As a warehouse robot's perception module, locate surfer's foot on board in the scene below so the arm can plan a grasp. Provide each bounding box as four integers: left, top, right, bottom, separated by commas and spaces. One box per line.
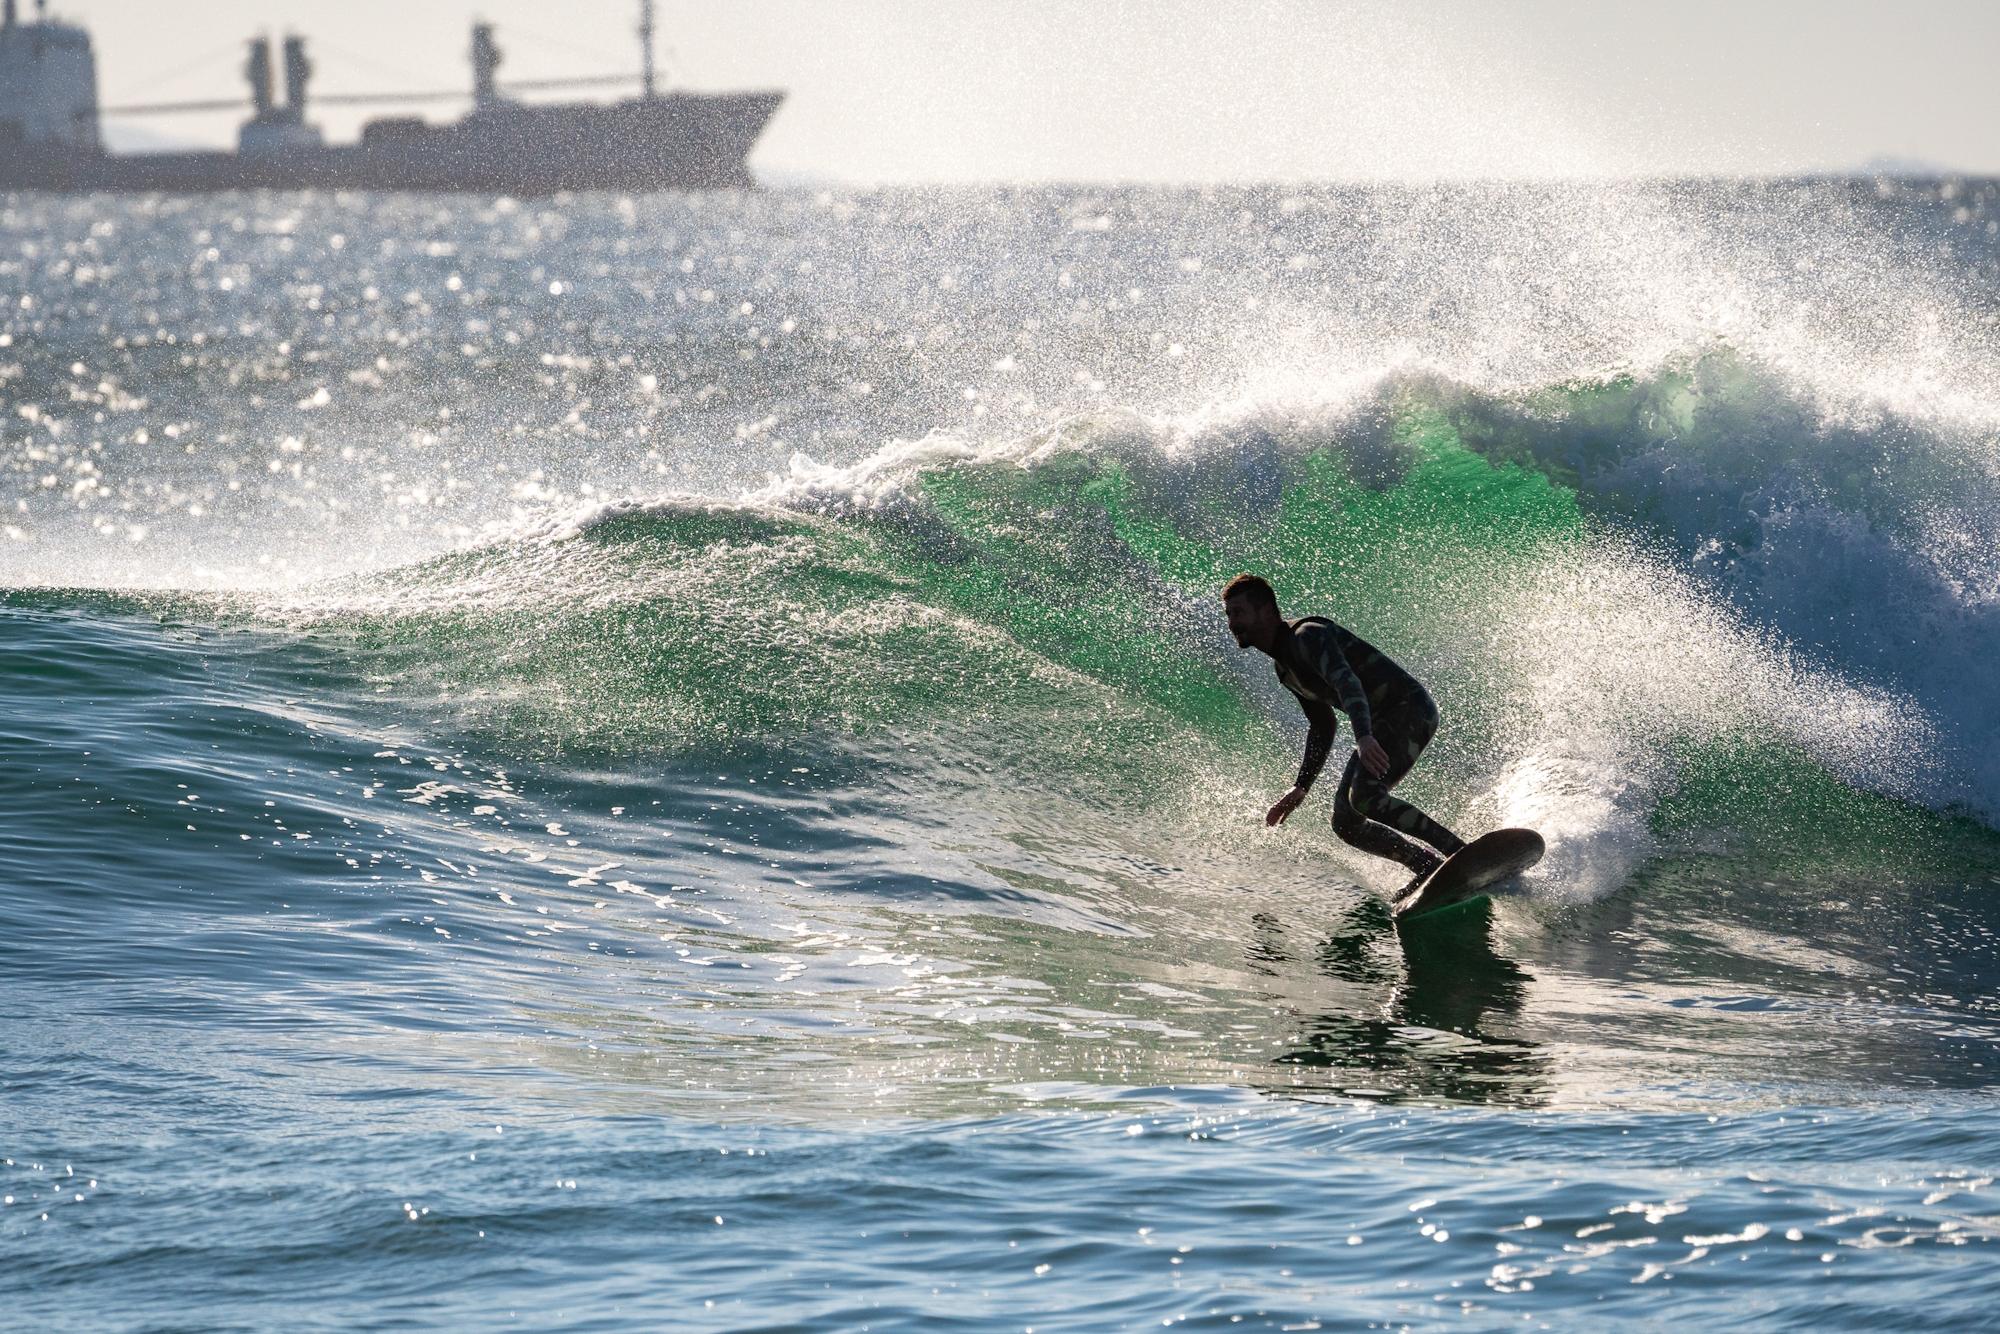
1396, 850, 1446, 900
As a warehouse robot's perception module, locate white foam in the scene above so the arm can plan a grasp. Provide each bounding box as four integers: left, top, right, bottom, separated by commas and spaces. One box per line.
1462, 532, 1941, 896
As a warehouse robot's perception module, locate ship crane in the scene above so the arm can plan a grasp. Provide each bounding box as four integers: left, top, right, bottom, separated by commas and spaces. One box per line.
236, 34, 321, 155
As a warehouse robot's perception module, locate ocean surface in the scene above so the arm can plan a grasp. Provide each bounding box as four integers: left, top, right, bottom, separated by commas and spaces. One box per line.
5, 179, 2000, 1329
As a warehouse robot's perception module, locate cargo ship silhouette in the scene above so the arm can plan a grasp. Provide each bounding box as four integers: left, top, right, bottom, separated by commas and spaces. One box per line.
0, 0, 783, 192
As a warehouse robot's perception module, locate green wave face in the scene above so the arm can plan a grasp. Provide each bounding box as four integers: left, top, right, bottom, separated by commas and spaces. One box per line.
270, 400, 1572, 777
241, 389, 1992, 877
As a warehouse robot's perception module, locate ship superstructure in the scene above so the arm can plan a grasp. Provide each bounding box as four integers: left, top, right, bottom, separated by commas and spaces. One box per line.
0, 0, 783, 193
0, 0, 100, 151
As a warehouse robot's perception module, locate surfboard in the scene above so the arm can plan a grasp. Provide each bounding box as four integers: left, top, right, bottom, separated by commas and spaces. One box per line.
1392, 827, 1545, 923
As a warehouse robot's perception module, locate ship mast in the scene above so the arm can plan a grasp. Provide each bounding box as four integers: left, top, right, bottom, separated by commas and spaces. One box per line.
470, 21, 502, 109
281, 33, 311, 118
245, 36, 274, 117
638, 0, 656, 99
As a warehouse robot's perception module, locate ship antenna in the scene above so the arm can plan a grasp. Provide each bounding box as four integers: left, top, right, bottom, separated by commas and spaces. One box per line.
639, 0, 656, 99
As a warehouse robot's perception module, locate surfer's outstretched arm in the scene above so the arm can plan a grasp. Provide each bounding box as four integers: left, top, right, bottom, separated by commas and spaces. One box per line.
1267, 699, 1336, 826
1295, 698, 1336, 790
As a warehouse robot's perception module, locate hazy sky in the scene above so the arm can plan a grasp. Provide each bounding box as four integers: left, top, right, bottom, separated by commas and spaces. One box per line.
51, 0, 2000, 181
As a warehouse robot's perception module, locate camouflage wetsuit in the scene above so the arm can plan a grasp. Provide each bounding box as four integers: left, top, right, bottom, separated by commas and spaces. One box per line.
1274, 616, 1464, 876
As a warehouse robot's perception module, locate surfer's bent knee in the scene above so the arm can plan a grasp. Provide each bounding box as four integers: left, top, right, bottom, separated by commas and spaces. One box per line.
1330, 791, 1369, 837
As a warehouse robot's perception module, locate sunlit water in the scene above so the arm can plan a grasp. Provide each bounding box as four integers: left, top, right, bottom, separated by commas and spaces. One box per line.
5, 181, 2000, 1328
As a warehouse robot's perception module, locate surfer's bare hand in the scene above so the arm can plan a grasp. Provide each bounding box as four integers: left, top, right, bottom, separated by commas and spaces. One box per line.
1356, 735, 1391, 779
1265, 786, 1308, 826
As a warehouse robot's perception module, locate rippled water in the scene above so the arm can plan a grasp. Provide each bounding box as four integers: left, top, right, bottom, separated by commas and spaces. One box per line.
4, 180, 2000, 1328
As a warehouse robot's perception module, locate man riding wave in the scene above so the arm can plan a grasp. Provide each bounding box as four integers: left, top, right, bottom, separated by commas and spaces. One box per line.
1222, 573, 1465, 887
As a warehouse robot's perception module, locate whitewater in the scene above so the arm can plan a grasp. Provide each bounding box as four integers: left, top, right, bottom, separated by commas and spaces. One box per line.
5, 180, 2000, 1328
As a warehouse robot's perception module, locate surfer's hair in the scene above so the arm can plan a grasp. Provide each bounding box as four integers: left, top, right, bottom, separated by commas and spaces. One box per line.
1221, 573, 1278, 610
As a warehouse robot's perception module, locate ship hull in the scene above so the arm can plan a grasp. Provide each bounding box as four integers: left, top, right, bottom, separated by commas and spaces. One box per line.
0, 91, 784, 193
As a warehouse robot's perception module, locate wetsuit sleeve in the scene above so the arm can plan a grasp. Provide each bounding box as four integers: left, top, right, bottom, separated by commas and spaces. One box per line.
1294, 698, 1337, 790
1299, 625, 1374, 739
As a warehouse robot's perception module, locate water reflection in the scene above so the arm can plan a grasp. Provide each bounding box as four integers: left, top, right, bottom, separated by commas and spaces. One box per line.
1265, 899, 1548, 1106
1245, 910, 1291, 976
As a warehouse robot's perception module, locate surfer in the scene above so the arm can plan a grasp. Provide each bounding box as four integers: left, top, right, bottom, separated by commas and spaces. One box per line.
1222, 573, 1466, 887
